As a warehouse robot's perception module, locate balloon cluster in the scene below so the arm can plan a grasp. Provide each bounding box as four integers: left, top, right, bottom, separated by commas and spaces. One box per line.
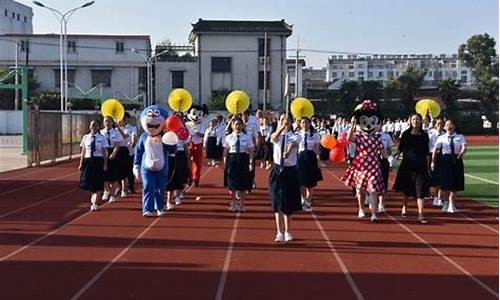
162, 89, 193, 145
320, 132, 349, 164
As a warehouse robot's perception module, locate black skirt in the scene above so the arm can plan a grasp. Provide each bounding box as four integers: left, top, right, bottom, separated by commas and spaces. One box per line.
116, 146, 131, 180
216, 144, 224, 160
268, 164, 302, 215
319, 145, 330, 161
226, 153, 251, 191
428, 152, 441, 187
166, 151, 189, 191
80, 157, 104, 192
297, 150, 323, 188
255, 143, 266, 160
206, 136, 219, 159
393, 159, 430, 198
437, 154, 465, 191
380, 157, 389, 190
103, 148, 121, 181
264, 141, 273, 161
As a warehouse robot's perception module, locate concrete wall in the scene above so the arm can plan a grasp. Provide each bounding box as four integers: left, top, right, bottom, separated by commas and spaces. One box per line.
0, 0, 33, 34
155, 61, 199, 105
0, 110, 21, 134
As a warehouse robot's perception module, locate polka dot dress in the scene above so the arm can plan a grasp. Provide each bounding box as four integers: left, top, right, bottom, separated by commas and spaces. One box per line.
341, 132, 386, 194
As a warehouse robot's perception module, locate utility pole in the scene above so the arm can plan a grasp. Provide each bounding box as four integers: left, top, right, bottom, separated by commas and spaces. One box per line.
263, 31, 268, 110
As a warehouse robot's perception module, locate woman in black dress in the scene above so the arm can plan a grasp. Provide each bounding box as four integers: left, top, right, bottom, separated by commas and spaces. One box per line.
393, 113, 430, 224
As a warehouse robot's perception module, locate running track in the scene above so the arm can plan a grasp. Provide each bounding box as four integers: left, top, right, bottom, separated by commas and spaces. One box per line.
0, 160, 497, 300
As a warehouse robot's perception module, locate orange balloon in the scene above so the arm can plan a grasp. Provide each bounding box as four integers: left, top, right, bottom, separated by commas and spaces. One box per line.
320, 134, 337, 149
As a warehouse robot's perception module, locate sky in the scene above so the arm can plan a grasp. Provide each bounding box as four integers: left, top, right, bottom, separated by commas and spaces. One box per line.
17, 0, 500, 68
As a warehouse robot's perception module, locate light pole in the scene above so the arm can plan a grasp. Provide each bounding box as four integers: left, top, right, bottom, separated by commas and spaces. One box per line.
131, 48, 169, 107
33, 1, 95, 111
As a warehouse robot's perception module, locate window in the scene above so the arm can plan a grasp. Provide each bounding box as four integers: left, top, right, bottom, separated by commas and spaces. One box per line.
115, 41, 124, 53
395, 71, 399, 77
358, 71, 364, 76
331, 72, 338, 78
452, 71, 457, 77
67, 41, 77, 53
258, 71, 270, 89
349, 72, 354, 78
258, 38, 271, 57
91, 70, 112, 87
461, 75, 467, 83
24, 16, 27, 23
348, 65, 354, 69
451, 63, 456, 68
368, 71, 373, 78
138, 67, 147, 91
55, 70, 75, 87
428, 71, 433, 76
16, 13, 19, 21
12, 12, 15, 18
461, 70, 467, 75
20, 40, 29, 52
211, 57, 231, 73
171, 71, 184, 88
341, 72, 345, 77
4, 10, 7, 17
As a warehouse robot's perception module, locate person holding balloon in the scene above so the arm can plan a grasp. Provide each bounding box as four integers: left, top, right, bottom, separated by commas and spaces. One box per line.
222, 117, 255, 212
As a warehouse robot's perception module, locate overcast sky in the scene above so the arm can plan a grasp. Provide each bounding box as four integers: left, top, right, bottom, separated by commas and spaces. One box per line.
17, 0, 500, 68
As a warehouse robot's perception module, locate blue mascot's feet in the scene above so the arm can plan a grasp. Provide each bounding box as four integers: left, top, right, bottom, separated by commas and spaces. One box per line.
142, 211, 153, 217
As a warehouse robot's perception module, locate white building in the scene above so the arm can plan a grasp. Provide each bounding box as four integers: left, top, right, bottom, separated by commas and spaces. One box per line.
186, 19, 293, 110
0, 34, 150, 102
0, 0, 32, 34
326, 53, 474, 89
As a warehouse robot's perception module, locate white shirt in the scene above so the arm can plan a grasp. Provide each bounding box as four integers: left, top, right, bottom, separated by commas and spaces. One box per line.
298, 131, 320, 152
382, 124, 389, 132
387, 122, 395, 132
380, 132, 394, 154
273, 132, 302, 166
80, 133, 107, 158
317, 127, 331, 137
260, 125, 272, 143
216, 123, 226, 145
245, 122, 259, 141
394, 122, 402, 132
223, 132, 254, 154
122, 124, 138, 155
435, 133, 467, 154
100, 128, 122, 148
204, 126, 219, 146
428, 128, 445, 153
187, 122, 204, 144
484, 120, 492, 129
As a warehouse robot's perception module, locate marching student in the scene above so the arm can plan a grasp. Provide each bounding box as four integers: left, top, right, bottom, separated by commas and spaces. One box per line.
432, 119, 467, 213
216, 115, 226, 163
428, 119, 445, 206
297, 117, 323, 212
204, 118, 220, 167
166, 134, 190, 210
242, 110, 260, 189
378, 127, 394, 213
317, 119, 331, 167
259, 116, 274, 170
100, 116, 123, 203
79, 120, 108, 211
269, 112, 302, 243
223, 117, 255, 212
119, 112, 137, 196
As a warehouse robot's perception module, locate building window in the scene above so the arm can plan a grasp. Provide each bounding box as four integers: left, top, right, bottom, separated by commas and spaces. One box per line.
348, 65, 354, 69
428, 71, 433, 76
461, 75, 467, 83
67, 41, 77, 53
12, 12, 15, 18
258, 71, 270, 89
341, 72, 345, 77
451, 63, 456, 68
358, 71, 364, 76
461, 70, 467, 75
331, 72, 338, 78
258, 38, 271, 57
138, 67, 147, 91
211, 57, 231, 73
24, 16, 27, 22
91, 70, 112, 87
55, 70, 76, 87
349, 72, 354, 78
368, 71, 373, 78
378, 71, 384, 77
20, 40, 29, 52
452, 71, 457, 77
4, 10, 7, 17
115, 41, 124, 53
16, 13, 19, 21
171, 71, 184, 88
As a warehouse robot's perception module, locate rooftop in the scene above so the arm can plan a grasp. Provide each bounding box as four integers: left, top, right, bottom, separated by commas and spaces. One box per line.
189, 19, 292, 41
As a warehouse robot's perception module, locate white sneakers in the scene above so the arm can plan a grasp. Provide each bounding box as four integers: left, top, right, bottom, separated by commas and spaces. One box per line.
175, 196, 183, 206
166, 202, 175, 211
370, 214, 377, 223
157, 210, 165, 217
446, 203, 458, 213
102, 191, 110, 201
142, 211, 153, 217
433, 197, 444, 207
90, 204, 98, 211
302, 201, 312, 212
358, 209, 366, 218
377, 203, 386, 213
228, 202, 237, 212
120, 190, 127, 198
108, 196, 117, 203
275, 232, 293, 243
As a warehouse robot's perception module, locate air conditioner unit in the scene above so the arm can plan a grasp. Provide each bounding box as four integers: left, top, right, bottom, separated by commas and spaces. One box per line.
259, 57, 271, 65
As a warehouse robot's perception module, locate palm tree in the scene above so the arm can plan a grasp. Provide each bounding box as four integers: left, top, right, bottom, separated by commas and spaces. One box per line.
437, 79, 460, 112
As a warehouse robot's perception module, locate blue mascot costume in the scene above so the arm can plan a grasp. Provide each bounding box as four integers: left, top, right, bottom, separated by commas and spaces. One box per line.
133, 105, 176, 217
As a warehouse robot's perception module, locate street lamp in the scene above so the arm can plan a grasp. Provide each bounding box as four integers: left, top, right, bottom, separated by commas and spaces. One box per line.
130, 48, 169, 107
33, 1, 95, 111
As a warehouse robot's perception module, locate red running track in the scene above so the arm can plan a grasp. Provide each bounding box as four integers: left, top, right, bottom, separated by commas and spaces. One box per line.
0, 160, 498, 300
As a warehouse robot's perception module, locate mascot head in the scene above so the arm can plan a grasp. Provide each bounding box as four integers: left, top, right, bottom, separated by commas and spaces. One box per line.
140, 104, 168, 136
186, 104, 208, 124
353, 100, 382, 134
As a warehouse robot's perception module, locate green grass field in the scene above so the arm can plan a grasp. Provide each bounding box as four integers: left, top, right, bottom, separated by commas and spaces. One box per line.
462, 145, 499, 208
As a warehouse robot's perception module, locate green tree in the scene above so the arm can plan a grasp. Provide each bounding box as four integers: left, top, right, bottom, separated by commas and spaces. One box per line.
339, 80, 360, 112
397, 66, 427, 113
360, 80, 383, 101
383, 78, 400, 100
437, 79, 460, 112
458, 33, 499, 111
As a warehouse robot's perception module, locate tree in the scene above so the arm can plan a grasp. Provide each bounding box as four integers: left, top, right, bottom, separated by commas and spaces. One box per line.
458, 33, 499, 111
384, 78, 400, 100
359, 80, 383, 101
155, 39, 179, 60
339, 80, 360, 112
397, 66, 427, 113
437, 79, 460, 112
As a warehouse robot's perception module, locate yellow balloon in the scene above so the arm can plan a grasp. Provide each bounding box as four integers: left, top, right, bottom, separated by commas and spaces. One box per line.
226, 90, 250, 114
354, 103, 363, 111
415, 99, 441, 119
290, 97, 314, 119
101, 99, 125, 122
168, 88, 192, 112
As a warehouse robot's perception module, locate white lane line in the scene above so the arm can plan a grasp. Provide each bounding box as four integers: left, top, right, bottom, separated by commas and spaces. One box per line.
465, 173, 498, 185
215, 212, 240, 300
386, 214, 499, 298
0, 188, 79, 218
312, 212, 365, 300
326, 168, 498, 298
458, 213, 499, 234
69, 166, 214, 299
0, 171, 79, 197
70, 217, 161, 300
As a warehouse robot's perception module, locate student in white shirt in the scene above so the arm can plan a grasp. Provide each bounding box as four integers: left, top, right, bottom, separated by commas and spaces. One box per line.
431, 119, 467, 213
119, 112, 137, 197
204, 118, 220, 167
297, 117, 323, 212
428, 119, 445, 206
100, 116, 123, 203
223, 117, 255, 212
79, 120, 108, 211
243, 110, 261, 189
259, 116, 274, 169
166, 136, 190, 210
269, 112, 302, 243
378, 129, 394, 213
317, 119, 331, 167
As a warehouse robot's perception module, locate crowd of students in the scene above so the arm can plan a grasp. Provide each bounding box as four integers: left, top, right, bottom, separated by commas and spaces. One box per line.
78, 108, 467, 242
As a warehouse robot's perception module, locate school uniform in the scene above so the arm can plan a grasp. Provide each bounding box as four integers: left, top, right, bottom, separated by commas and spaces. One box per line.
216, 123, 226, 159
204, 126, 219, 160
380, 132, 393, 189
317, 127, 331, 161
223, 132, 254, 191
268, 132, 303, 215
123, 123, 138, 192
297, 131, 323, 188
100, 128, 122, 182
115, 126, 133, 181
428, 128, 445, 187
166, 139, 189, 192
79, 132, 107, 192
434, 133, 466, 191
260, 125, 274, 162
245, 122, 259, 183
187, 122, 204, 185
